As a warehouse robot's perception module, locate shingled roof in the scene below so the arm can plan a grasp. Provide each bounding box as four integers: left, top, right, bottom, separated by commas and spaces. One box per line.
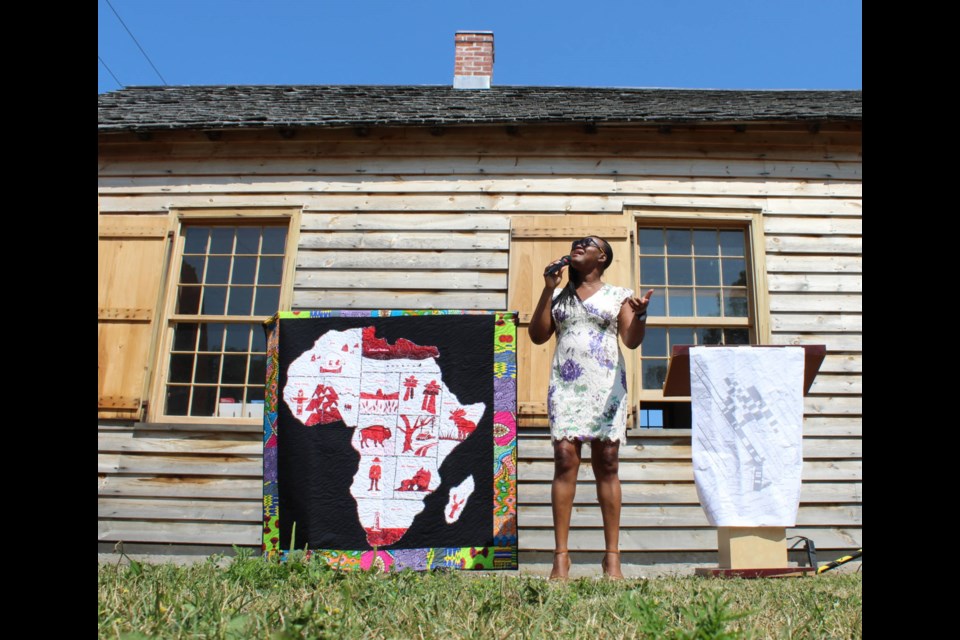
98, 85, 861, 132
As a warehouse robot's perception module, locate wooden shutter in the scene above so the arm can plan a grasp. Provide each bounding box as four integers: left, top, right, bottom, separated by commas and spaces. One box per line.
507, 215, 635, 425
98, 215, 171, 420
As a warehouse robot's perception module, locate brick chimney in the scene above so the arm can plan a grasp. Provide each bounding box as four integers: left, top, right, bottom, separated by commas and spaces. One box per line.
453, 31, 494, 89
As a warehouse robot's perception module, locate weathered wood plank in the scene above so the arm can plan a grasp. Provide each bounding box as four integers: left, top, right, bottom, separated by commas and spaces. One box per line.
763, 217, 861, 235
292, 290, 507, 310
804, 396, 862, 416
807, 374, 862, 395
819, 354, 861, 374
98, 498, 261, 522
769, 294, 862, 313
97, 125, 862, 161
766, 236, 862, 254
99, 476, 262, 499
771, 313, 862, 332
96, 181, 863, 211
518, 438, 861, 461
298, 250, 509, 270
95, 155, 863, 181
301, 212, 510, 230
770, 333, 861, 352
518, 527, 862, 551
765, 255, 862, 274
517, 459, 861, 482
299, 231, 508, 251
98, 432, 263, 455
800, 416, 861, 436
517, 505, 862, 528
517, 481, 862, 504
295, 270, 506, 291
99, 520, 260, 545
767, 274, 862, 293
100, 454, 262, 476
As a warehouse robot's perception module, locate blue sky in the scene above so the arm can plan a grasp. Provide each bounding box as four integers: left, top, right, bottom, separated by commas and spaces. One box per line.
98, 1, 861, 94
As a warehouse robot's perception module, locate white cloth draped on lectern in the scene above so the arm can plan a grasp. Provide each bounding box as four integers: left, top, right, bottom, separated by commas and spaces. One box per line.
690, 346, 804, 527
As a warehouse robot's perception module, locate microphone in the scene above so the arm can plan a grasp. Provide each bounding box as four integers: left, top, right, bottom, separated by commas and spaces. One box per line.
544, 255, 571, 276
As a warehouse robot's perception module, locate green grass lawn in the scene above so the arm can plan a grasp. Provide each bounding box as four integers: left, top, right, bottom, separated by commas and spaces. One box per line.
98, 554, 861, 639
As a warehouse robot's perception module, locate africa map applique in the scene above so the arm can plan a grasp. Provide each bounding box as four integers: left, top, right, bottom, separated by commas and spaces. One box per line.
283, 326, 485, 547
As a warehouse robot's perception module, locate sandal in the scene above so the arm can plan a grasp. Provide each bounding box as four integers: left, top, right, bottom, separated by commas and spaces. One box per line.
601, 550, 624, 580
550, 549, 571, 580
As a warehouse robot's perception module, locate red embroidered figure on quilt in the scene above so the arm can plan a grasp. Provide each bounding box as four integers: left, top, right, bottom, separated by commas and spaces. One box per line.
422, 380, 440, 413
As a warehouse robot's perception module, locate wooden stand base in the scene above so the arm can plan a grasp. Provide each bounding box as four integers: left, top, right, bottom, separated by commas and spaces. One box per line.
718, 526, 786, 569
695, 567, 816, 579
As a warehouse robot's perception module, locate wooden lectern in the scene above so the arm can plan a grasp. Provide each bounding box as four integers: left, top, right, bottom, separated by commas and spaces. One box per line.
663, 344, 825, 578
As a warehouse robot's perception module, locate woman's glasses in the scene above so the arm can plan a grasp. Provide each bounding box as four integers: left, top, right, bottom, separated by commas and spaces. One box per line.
571, 237, 606, 256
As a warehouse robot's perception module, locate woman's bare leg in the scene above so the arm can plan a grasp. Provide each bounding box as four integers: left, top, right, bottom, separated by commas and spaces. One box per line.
591, 440, 623, 578
551, 439, 582, 578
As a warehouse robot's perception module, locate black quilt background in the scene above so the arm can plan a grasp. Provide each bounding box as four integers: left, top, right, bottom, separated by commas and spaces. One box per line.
277, 315, 494, 551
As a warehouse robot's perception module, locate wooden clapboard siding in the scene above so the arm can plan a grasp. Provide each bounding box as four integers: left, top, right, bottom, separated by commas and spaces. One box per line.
98, 121, 861, 560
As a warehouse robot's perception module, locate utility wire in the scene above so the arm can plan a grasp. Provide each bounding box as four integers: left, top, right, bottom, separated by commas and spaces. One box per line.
104, 0, 168, 85
99, 55, 124, 89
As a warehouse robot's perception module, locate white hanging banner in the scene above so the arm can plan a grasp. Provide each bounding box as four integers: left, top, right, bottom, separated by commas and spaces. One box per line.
690, 346, 804, 527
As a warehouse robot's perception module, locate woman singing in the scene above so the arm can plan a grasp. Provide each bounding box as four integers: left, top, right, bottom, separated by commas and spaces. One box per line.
528, 236, 653, 579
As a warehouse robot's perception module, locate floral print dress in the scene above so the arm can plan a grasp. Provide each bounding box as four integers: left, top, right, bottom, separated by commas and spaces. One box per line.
548, 284, 633, 445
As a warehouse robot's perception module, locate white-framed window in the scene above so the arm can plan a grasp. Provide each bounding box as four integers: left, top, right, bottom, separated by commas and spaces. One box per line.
630, 208, 769, 429
149, 210, 298, 422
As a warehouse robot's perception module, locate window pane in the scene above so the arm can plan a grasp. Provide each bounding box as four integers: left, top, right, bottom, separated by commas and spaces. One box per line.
719, 230, 744, 256
227, 286, 254, 315
695, 290, 721, 317
642, 327, 667, 357
696, 328, 724, 345
220, 387, 246, 410
693, 230, 718, 256
206, 256, 230, 284
191, 387, 217, 417
722, 258, 747, 287
235, 228, 260, 255
166, 386, 189, 416
176, 286, 201, 315
248, 355, 266, 385
667, 257, 693, 286
210, 228, 234, 254
666, 229, 691, 255
232, 257, 257, 285
262, 227, 287, 254
642, 360, 667, 390
667, 289, 693, 316
195, 355, 222, 384
259, 257, 284, 285
222, 355, 248, 384
724, 328, 750, 345
201, 287, 227, 315
724, 289, 749, 317
173, 323, 199, 351
254, 287, 281, 316
645, 289, 666, 316
183, 227, 209, 254
694, 258, 720, 286
251, 327, 267, 352
638, 229, 664, 255
225, 324, 251, 352
180, 255, 205, 284
198, 323, 225, 352
639, 256, 665, 286
168, 354, 194, 383
640, 409, 664, 428
669, 328, 694, 350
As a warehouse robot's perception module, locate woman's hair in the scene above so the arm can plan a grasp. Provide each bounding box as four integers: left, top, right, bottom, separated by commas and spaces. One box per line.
552, 236, 615, 309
